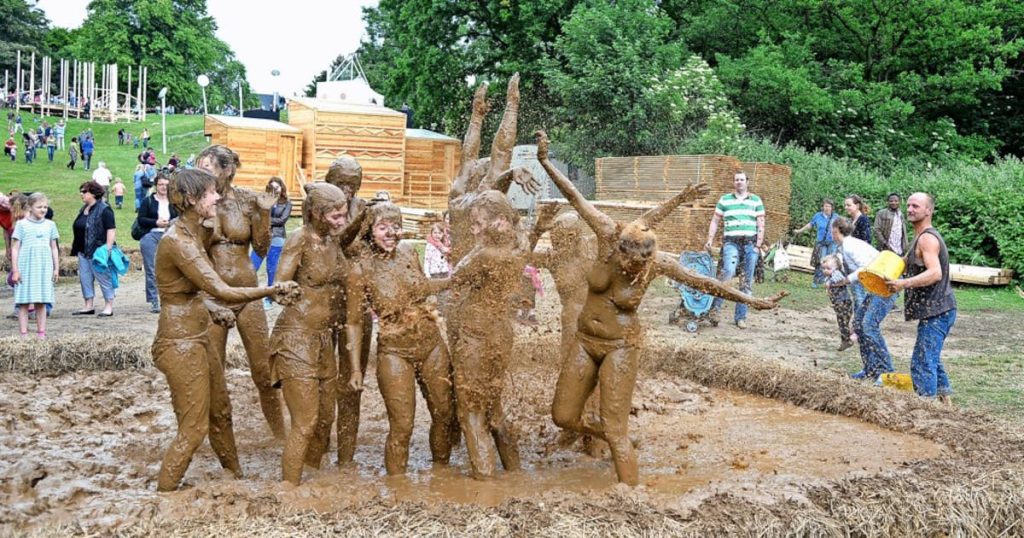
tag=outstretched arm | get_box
[450,84,490,199]
[638,183,710,228]
[337,200,367,253]
[534,130,616,240]
[654,252,786,310]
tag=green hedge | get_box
[679,136,1024,278]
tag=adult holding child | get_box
[885,193,956,402]
[137,171,178,313]
[152,168,299,492]
[830,217,898,383]
[70,180,116,316]
[537,130,785,485]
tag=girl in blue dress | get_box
[10,193,60,339]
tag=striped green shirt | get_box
[715,193,765,238]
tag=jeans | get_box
[911,308,956,397]
[812,240,838,284]
[251,243,284,287]
[47,146,55,161]
[855,292,898,379]
[711,239,759,322]
[83,152,92,170]
[135,184,146,210]
[25,148,33,163]
[140,230,164,304]
[78,253,115,302]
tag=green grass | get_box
[3,112,208,249]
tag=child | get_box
[111,178,126,209]
[10,193,59,339]
[517,264,544,325]
[821,254,856,351]
[423,222,451,278]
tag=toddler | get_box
[821,254,856,351]
[111,178,126,209]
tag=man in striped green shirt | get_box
[704,171,766,329]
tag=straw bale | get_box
[1,245,145,276]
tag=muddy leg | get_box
[488,396,520,472]
[305,376,336,469]
[156,345,211,492]
[336,314,371,464]
[458,405,497,479]
[281,377,320,484]
[598,347,640,486]
[236,301,285,440]
[551,338,603,439]
[417,343,457,464]
[377,352,416,475]
[207,340,243,479]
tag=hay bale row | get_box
[0,335,249,375]
[1,246,143,276]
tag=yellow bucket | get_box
[880,372,914,392]
[859,250,905,297]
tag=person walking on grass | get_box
[81,137,94,171]
[67,137,79,170]
[111,178,126,209]
[55,120,65,150]
[886,193,957,403]
[46,134,56,162]
[794,198,839,287]
[10,193,59,339]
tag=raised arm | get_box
[482,73,520,190]
[534,130,617,240]
[639,183,710,229]
[250,191,274,258]
[337,199,368,254]
[654,251,786,310]
[450,84,490,199]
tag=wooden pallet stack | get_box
[399,207,443,240]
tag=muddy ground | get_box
[1,271,1022,536]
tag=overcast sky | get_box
[34,0,378,96]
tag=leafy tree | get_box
[0,0,50,76]
[70,0,254,110]
[543,0,684,171]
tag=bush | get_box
[679,135,1024,277]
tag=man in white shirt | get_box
[92,161,113,190]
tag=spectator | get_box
[423,222,451,278]
[117,128,125,145]
[886,193,957,403]
[704,170,766,329]
[92,161,113,190]
[14,114,23,134]
[67,137,79,170]
[132,164,148,210]
[830,217,897,384]
[793,198,839,287]
[136,172,177,313]
[820,254,855,351]
[10,192,59,339]
[141,128,150,148]
[873,192,909,255]
[250,177,291,310]
[23,132,34,164]
[4,136,15,161]
[0,193,13,264]
[81,137,94,170]
[45,134,56,162]
[54,120,65,150]
[844,195,872,243]
[70,180,117,316]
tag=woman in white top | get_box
[137,172,178,312]
[830,217,897,382]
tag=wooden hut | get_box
[203,115,304,194]
[287,97,407,202]
[402,128,461,210]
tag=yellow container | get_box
[881,372,914,392]
[859,250,906,297]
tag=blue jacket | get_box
[81,139,94,154]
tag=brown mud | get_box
[2,273,1023,535]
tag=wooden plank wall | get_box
[311,110,406,202]
[205,118,302,196]
[403,137,460,209]
[287,101,317,181]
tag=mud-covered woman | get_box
[153,169,298,492]
[271,183,361,485]
[343,202,458,475]
[197,145,285,440]
[534,130,785,485]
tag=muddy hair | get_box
[266,176,288,203]
[197,145,241,178]
[618,233,657,258]
[302,183,348,225]
[845,194,870,214]
[470,189,520,227]
[831,216,854,237]
[325,156,363,192]
[360,202,403,252]
[168,169,217,213]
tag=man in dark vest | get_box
[886,192,956,403]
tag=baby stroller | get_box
[668,251,717,333]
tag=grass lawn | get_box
[2,112,208,249]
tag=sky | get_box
[34,0,379,96]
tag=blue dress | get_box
[12,218,59,304]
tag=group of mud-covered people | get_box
[152,76,785,492]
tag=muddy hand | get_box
[534,130,550,161]
[210,306,237,329]
[272,281,302,306]
[348,372,363,392]
[534,202,561,233]
[685,182,711,202]
[256,190,277,211]
[754,290,789,310]
[513,167,541,195]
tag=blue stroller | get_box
[668,251,717,333]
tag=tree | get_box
[0,0,50,76]
[543,0,685,171]
[69,0,254,110]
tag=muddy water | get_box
[0,361,942,532]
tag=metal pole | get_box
[126,65,132,121]
[238,81,243,117]
[161,95,167,155]
[202,86,208,116]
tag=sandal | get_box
[72,309,95,315]
[98,311,114,317]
